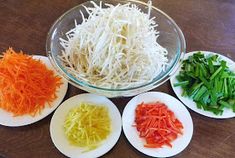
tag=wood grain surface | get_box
[0,0,235,158]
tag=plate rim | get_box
[170,51,235,119]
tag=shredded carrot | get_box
[0,48,62,116]
[134,102,183,148]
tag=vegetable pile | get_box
[59,1,168,89]
[174,52,235,115]
[64,102,111,152]
[134,102,183,148]
[0,48,62,116]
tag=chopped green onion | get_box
[174,51,235,115]
[173,81,189,87]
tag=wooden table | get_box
[0,0,235,158]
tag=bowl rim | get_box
[46,0,186,92]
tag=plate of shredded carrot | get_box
[122,92,193,157]
[50,93,122,158]
[0,48,68,127]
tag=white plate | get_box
[0,55,68,127]
[50,93,122,158]
[170,51,235,119]
[122,92,193,158]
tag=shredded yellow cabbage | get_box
[64,102,111,152]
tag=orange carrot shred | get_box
[0,48,62,116]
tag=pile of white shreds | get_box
[59,1,168,89]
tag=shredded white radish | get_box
[59,1,168,89]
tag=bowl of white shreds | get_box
[46,0,186,98]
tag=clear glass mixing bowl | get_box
[46,0,186,98]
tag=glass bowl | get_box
[46,0,186,98]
